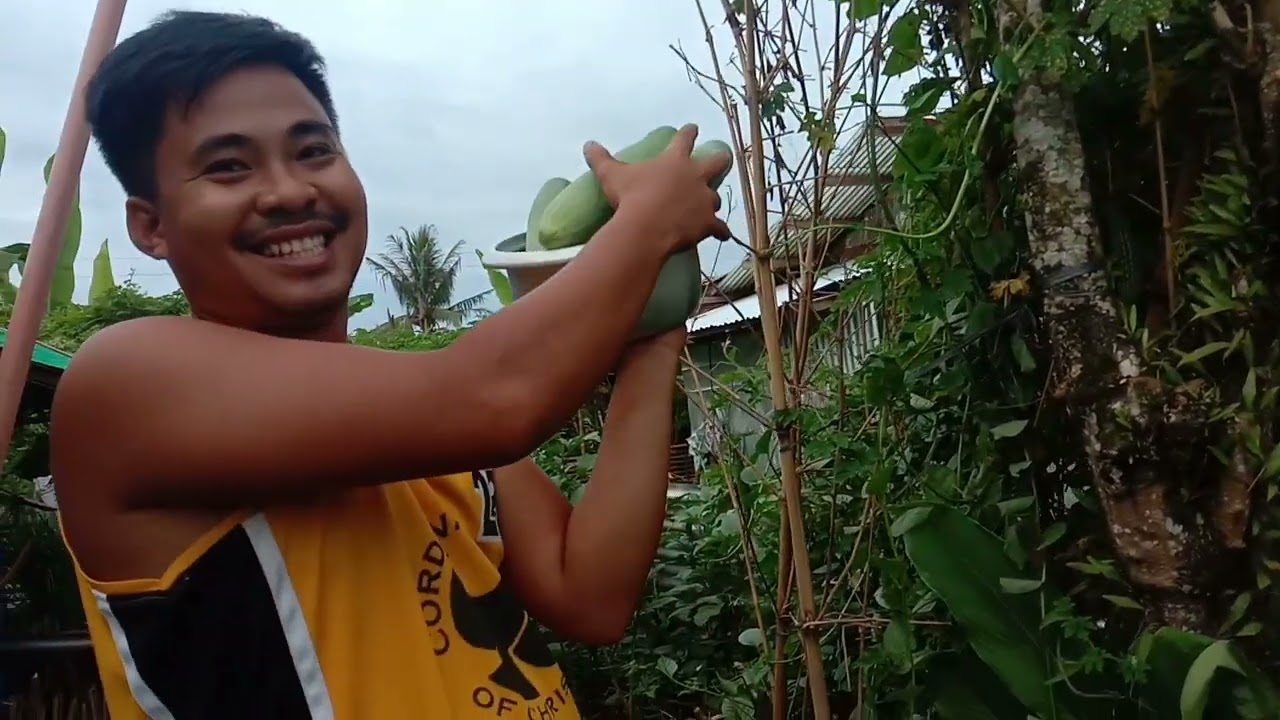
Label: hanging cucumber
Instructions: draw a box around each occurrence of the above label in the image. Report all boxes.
[524,177,571,252]
[537,126,678,250]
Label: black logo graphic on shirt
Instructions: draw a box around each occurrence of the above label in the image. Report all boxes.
[451,572,556,701]
[473,470,501,542]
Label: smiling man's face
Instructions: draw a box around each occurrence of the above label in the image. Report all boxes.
[127,64,369,337]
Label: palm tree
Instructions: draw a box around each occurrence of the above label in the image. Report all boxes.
[366,224,492,330]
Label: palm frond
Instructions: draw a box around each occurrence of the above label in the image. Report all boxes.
[366,224,489,331]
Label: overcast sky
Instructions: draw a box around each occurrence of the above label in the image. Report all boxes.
[0,0,758,328]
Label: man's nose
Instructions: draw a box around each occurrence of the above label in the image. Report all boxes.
[255,165,319,214]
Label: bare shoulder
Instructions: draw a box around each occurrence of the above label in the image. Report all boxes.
[52,318,168,466]
[66,315,232,370]
[57,316,253,410]
[51,317,233,579]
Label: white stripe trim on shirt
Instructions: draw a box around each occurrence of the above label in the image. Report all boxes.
[94,588,177,720]
[241,512,336,720]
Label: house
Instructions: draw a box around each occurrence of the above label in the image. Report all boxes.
[0,327,71,426]
[675,117,905,480]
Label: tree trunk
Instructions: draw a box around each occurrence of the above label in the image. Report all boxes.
[1000,0,1247,632]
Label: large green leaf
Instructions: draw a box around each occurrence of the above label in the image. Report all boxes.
[1136,628,1213,718]
[475,249,514,306]
[0,242,29,304]
[42,153,82,306]
[928,650,1027,719]
[88,239,115,305]
[347,292,374,318]
[902,505,1071,718]
[2,242,29,274]
[1181,639,1280,719]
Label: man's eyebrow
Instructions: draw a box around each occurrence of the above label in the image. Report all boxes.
[288,119,337,141]
[191,133,251,161]
[190,121,336,161]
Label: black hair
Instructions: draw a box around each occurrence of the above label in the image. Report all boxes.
[86,10,339,199]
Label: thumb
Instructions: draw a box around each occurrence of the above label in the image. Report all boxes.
[583,141,618,175]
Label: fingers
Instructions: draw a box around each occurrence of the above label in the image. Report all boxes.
[697,149,733,183]
[708,217,732,241]
[583,141,617,174]
[665,123,699,158]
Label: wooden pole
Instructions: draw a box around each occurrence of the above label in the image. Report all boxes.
[0,0,129,471]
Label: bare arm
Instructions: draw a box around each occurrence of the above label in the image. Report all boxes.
[495,334,681,644]
[52,207,677,511]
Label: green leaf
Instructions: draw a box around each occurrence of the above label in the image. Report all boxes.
[929,650,1027,720]
[902,505,1071,717]
[1037,522,1066,550]
[883,12,924,77]
[890,506,933,537]
[1243,368,1258,409]
[88,239,115,305]
[1092,0,1174,41]
[1138,628,1214,720]
[997,496,1034,516]
[693,602,721,627]
[42,152,81,306]
[1216,591,1251,635]
[0,126,6,177]
[849,0,881,21]
[998,577,1042,594]
[992,52,1020,85]
[1010,333,1036,372]
[991,420,1028,439]
[1,242,29,275]
[1181,640,1280,719]
[347,292,374,318]
[882,618,914,669]
[971,230,1014,275]
[1101,594,1142,610]
[1260,443,1280,482]
[476,249,514,306]
[737,627,765,648]
[657,656,678,677]
[720,696,753,720]
[902,78,950,117]
[1235,621,1262,637]
[718,509,742,535]
[1177,341,1231,368]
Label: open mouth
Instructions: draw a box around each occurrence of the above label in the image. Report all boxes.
[252,234,334,259]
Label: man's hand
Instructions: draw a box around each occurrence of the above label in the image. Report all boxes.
[584,124,731,255]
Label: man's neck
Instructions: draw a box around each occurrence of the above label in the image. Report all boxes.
[283,312,349,343]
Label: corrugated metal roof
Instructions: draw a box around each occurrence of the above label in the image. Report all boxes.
[0,327,72,372]
[710,119,901,299]
[687,263,864,336]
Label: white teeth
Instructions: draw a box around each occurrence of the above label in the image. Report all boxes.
[261,234,326,258]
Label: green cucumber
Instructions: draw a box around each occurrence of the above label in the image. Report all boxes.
[537,125,679,250]
[692,139,735,190]
[524,177,571,252]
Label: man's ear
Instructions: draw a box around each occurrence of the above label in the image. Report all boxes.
[124,197,168,260]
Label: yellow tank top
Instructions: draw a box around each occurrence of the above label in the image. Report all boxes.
[65,470,581,719]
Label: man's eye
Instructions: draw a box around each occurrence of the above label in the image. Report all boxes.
[204,159,249,175]
[299,143,336,160]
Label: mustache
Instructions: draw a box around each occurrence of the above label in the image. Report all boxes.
[236,209,351,247]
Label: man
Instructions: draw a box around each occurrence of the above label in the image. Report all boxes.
[51,10,730,720]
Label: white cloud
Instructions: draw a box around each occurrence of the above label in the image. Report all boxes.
[0,0,750,327]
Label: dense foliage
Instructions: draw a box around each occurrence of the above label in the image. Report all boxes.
[5,0,1280,716]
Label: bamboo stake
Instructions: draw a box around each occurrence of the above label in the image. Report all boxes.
[737,1,832,716]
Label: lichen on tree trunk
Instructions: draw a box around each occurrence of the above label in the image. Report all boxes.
[1000,0,1248,632]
